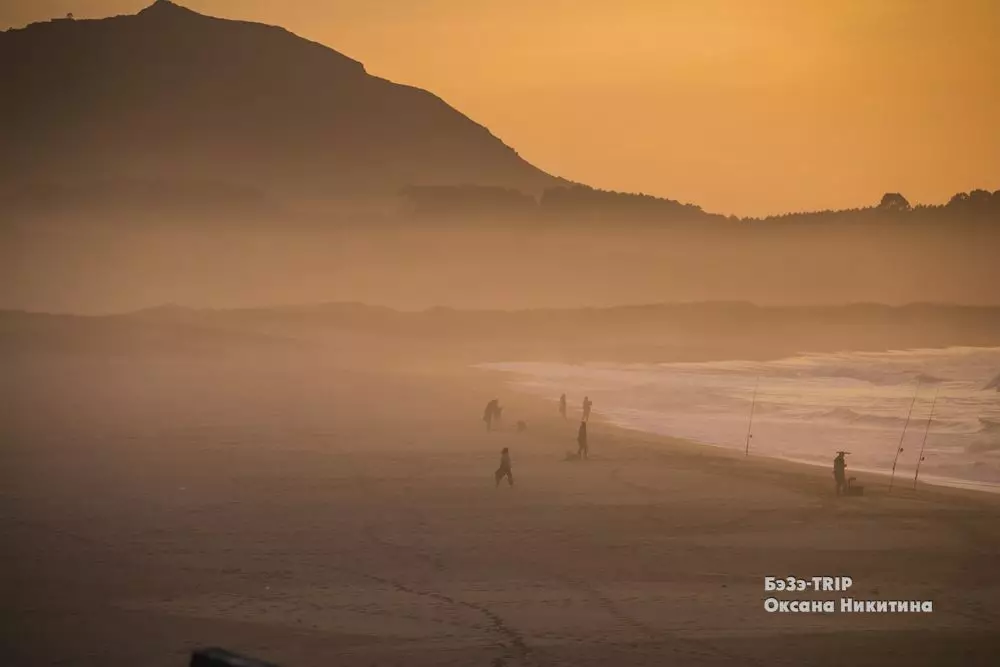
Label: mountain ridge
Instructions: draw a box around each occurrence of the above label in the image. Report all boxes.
[0,0,563,204]
[2,2,995,223]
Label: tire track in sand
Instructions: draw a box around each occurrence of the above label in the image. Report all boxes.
[353,461,537,666]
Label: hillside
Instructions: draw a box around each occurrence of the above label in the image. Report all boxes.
[0,0,561,211]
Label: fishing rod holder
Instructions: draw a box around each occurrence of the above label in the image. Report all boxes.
[844,476,864,496]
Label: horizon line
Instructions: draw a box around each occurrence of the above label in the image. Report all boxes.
[5,300,1000,319]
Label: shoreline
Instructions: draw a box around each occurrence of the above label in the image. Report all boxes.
[475,365,1000,507]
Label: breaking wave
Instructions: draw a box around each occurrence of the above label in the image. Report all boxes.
[816,407,906,428]
[481,346,1000,491]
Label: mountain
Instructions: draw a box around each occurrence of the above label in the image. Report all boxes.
[0,0,562,212]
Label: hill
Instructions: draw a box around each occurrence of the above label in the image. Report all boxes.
[0,0,561,213]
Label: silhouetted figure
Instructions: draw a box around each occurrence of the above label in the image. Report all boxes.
[577,421,589,459]
[582,396,593,422]
[495,447,514,487]
[483,399,499,432]
[517,420,528,433]
[833,451,847,496]
[559,393,567,419]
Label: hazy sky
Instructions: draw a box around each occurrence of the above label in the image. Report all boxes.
[3,0,998,216]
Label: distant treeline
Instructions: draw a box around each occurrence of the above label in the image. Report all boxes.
[4,178,997,227]
[400,184,718,223]
[753,190,1000,224]
[399,185,1000,225]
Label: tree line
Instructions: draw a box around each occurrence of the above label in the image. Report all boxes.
[399,184,1000,224]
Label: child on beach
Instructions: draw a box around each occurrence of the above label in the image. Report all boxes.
[495,447,514,487]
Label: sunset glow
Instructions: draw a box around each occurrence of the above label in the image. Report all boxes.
[4,0,997,215]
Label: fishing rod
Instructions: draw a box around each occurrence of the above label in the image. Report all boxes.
[888,379,921,493]
[912,388,939,490]
[744,375,759,457]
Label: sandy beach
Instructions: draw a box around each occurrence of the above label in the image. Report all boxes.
[2,355,999,666]
[4,2,998,665]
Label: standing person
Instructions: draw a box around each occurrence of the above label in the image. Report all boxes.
[577,421,589,460]
[483,399,499,432]
[582,396,593,422]
[559,393,567,419]
[495,447,514,487]
[833,451,847,496]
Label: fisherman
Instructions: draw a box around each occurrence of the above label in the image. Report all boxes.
[582,396,593,422]
[577,421,589,460]
[559,393,567,420]
[833,451,847,496]
[483,399,499,432]
[495,447,514,487]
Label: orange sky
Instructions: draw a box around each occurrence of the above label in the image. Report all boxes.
[4,0,999,216]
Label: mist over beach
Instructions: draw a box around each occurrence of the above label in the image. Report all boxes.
[2,2,999,667]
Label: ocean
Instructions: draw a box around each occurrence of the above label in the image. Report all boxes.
[481,347,1000,492]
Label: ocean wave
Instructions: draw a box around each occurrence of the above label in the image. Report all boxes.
[483,347,1000,489]
[985,372,1000,391]
[678,348,1000,388]
[817,406,906,428]
[724,364,948,388]
[966,439,1000,455]
[765,407,981,435]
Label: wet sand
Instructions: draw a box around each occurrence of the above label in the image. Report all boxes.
[2,357,999,666]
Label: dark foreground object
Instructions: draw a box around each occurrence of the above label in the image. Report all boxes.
[191,648,280,667]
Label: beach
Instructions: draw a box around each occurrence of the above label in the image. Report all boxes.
[483,347,1000,493]
[2,355,999,666]
[4,3,998,665]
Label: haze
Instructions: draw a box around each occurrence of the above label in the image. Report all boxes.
[4,0,998,217]
[4,4,1000,667]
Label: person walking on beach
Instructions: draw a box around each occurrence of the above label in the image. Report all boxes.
[577,421,589,460]
[582,396,593,422]
[559,393,567,420]
[833,451,847,496]
[495,447,514,487]
[483,399,500,432]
